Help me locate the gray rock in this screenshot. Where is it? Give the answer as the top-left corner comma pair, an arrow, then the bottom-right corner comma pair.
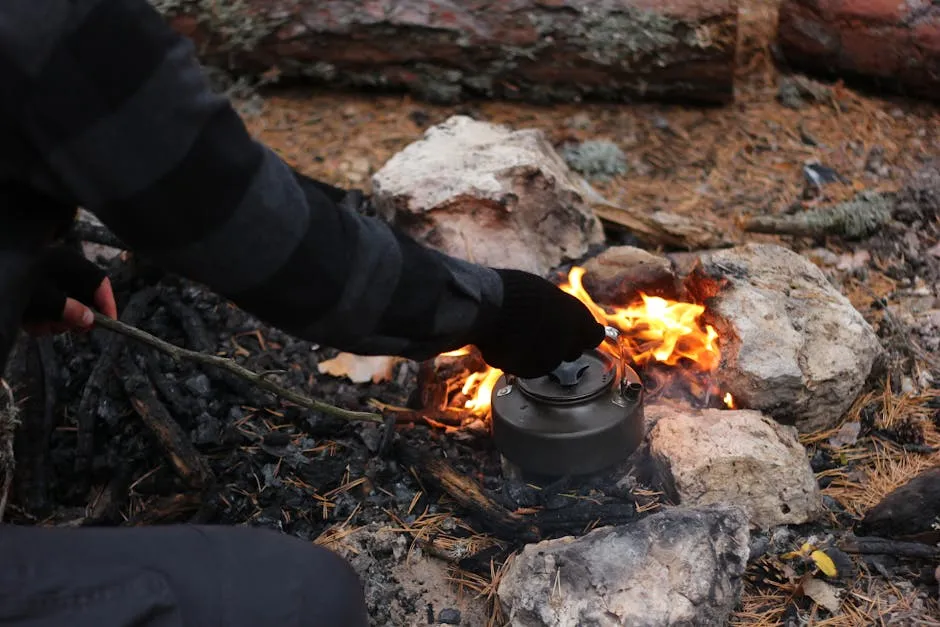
497,505 -> 749,627
327,523 -> 490,627
582,246 -> 680,304
371,115 -> 605,276
688,243 -> 884,433
647,405 -> 824,530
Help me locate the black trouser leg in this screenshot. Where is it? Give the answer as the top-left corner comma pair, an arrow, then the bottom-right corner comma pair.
0,523 -> 368,627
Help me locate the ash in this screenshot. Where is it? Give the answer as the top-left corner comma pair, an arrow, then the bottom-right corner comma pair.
2,252 -> 650,624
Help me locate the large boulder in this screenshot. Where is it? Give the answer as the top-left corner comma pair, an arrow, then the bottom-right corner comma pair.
648,405 -> 824,530
687,243 -> 884,433
777,0 -> 940,102
497,505 -> 749,627
370,115 -> 606,276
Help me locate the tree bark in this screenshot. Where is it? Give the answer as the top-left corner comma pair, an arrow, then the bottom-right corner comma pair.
777,0 -> 940,103
160,0 -> 739,105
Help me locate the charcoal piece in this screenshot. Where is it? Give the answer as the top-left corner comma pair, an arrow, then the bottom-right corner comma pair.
532,502 -> 638,536
191,413 -> 222,446
183,374 -> 211,397
504,479 -> 539,509
75,287 -> 159,481
120,353 -> 215,491
262,431 -> 292,447
359,424 -> 384,454
406,451 -> 538,542
161,297 -> 213,353
841,536 -> 940,561
144,354 -> 194,418
541,493 -> 575,511
810,449 -> 840,473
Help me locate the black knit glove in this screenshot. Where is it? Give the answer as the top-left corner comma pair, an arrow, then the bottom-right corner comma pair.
21,245 -> 108,329
471,269 -> 606,379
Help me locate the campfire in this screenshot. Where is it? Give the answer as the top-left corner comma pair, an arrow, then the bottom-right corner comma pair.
434,266 -> 734,424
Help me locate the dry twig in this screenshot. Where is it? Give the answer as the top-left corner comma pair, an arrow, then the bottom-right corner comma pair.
92,313 -> 383,424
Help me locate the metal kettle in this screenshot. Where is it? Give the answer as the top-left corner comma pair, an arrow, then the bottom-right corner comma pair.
490,326 -> 646,477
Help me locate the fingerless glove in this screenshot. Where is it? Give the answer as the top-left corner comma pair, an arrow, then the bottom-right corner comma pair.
21,245 -> 107,327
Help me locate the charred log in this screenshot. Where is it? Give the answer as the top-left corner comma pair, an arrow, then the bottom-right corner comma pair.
75,288 -> 160,483
120,353 -> 216,491
410,452 -> 539,542
840,536 -> 940,561
160,0 -> 739,105
8,336 -> 58,517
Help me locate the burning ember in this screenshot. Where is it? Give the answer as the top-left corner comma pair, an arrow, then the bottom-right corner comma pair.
438,266 -> 734,417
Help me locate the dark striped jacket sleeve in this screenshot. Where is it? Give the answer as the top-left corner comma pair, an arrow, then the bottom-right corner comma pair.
0,0 -> 503,360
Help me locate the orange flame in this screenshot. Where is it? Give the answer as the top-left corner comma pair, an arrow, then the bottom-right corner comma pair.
443,266 -> 728,417
559,267 -> 721,372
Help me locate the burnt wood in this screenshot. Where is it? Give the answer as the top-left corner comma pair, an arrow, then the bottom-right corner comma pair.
840,536 -> 940,561
9,335 -> 58,516
120,353 -> 215,491
75,287 -> 159,480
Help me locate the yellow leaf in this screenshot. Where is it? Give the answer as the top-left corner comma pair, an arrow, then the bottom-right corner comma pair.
810,550 -> 839,578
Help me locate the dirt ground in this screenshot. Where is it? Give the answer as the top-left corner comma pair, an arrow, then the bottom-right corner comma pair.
227,3 -> 940,625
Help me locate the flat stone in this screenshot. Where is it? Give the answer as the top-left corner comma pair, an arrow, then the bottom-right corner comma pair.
687,243 -> 884,433
371,115 -> 605,276
647,405 -> 824,530
497,505 -> 749,627
582,246 -> 680,304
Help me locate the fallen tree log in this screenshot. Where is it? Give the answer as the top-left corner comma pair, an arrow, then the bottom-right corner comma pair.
777,0 -> 940,102
159,0 -> 739,105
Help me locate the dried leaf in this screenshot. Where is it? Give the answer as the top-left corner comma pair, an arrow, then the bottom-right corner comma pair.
802,576 -> 842,613
810,549 -> 839,578
317,353 -> 399,384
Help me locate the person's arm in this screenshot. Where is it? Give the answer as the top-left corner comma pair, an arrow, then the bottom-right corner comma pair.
0,0 -> 502,361
0,0 -> 605,377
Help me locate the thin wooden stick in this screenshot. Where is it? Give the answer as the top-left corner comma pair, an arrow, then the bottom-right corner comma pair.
92,312 -> 384,424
